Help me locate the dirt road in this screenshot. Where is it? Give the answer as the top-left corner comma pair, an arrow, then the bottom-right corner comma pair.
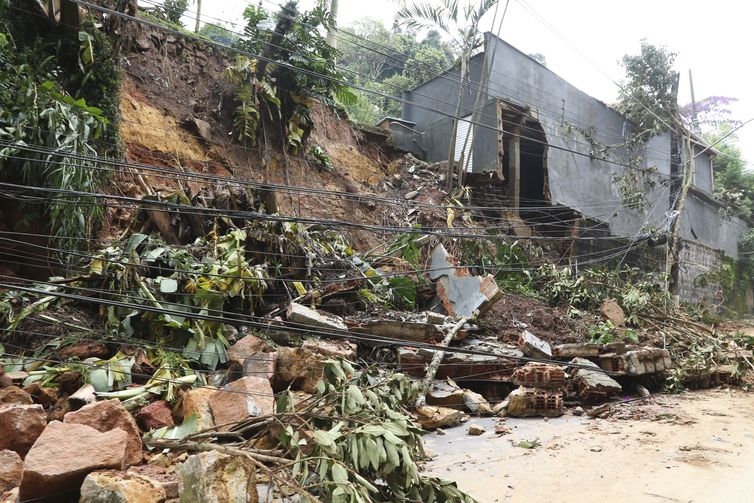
424,389 -> 754,503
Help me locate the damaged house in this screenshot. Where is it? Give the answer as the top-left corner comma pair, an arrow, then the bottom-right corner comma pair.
389,33 -> 751,307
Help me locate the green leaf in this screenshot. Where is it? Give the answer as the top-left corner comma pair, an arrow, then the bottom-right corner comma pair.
331,463 -> 349,484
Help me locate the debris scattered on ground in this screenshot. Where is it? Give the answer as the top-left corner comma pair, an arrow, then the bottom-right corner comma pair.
467,424 -> 486,436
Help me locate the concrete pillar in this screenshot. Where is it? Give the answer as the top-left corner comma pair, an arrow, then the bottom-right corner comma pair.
508,126 -> 521,211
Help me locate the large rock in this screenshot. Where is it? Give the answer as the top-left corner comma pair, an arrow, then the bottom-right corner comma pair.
178,451 -> 258,503
600,299 -> 626,327
301,338 -> 356,360
64,399 -> 143,467
227,334 -> 273,367
275,346 -> 323,394
462,389 -> 493,415
180,388 -> 217,432
426,381 -> 464,408
0,404 -> 46,457
209,377 -> 274,432
135,400 -> 175,431
79,469 -> 166,503
0,387 -> 32,406
0,450 -> 22,493
415,405 -> 464,430
19,421 -> 128,502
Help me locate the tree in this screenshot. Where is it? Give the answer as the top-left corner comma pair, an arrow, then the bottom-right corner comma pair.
403,45 -> 450,86
704,126 -> 754,220
198,22 -> 239,46
615,40 -> 678,139
396,0 -> 500,189
161,0 -> 189,26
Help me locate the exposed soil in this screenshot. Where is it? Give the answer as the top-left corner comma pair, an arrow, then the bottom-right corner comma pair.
424,388 -> 754,503
480,293 -> 593,345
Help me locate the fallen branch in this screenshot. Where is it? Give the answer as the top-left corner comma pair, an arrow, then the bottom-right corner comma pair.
415,316 -> 468,408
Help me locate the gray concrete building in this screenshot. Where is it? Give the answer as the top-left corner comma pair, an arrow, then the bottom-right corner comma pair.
392,33 -> 750,306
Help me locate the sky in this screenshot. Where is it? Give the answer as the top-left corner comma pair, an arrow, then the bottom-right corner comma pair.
162,0 -> 754,165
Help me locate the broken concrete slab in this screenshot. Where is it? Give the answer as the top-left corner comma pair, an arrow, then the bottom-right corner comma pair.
429,244 -> 503,319
0,450 -> 22,493
518,330 -> 552,359
397,347 -> 517,380
569,357 -> 622,402
415,405 -> 464,430
512,363 -> 566,389
178,451 -> 256,503
20,421 -> 128,502
598,347 -> 672,375
600,299 -> 626,327
0,404 -> 47,457
462,389 -> 493,415
551,343 -> 603,359
63,399 -> 143,467
286,302 -> 348,332
506,386 -> 563,418
426,381 -> 464,408
353,319 -> 445,343
209,376 -> 275,432
79,469 -> 166,503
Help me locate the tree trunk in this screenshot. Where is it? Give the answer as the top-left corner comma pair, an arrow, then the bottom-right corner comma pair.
667,131 -> 695,307
194,0 -> 202,33
415,317 -> 468,408
446,57 -> 468,192
326,0 -> 339,49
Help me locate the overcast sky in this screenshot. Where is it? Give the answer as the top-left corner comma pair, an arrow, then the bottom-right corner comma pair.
168,0 -> 754,165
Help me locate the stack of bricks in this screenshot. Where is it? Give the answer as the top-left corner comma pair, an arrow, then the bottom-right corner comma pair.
507,363 -> 565,417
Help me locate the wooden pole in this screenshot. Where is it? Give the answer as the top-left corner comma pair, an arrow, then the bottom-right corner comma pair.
415,317 -> 468,408
194,0 -> 202,33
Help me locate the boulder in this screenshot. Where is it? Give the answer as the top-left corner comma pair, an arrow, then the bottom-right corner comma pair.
236,351 -> 276,382
64,399 -> 143,467
415,405 -> 464,430
600,299 -> 626,327
209,377 -> 274,432
79,469 -> 166,503
0,450 -> 22,493
178,451 -> 258,503
226,334 -> 272,367
180,388 -> 217,432
0,404 -> 47,457
467,424 -> 485,436
127,464 -> 179,499
19,421 -> 128,502
275,346 -> 324,394
135,400 -> 175,431
0,387 -> 32,406
183,117 -> 212,142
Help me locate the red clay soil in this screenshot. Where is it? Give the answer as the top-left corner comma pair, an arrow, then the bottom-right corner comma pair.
479,293 -> 592,345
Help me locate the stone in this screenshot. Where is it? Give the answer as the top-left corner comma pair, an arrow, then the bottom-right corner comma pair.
286,302 -> 348,332
467,424 -> 485,436
492,400 -> 508,417
518,330 -> 552,359
0,372 -> 27,388
135,400 -> 175,431
177,451 -> 258,503
189,118 -> 212,141
426,381 -> 464,408
0,387 -> 32,406
239,351 -> 277,381
128,464 -> 179,499
22,383 -> 57,409
404,190 -> 419,200
511,363 -> 566,389
275,346 -> 324,394
0,404 -> 47,457
19,421 -> 128,502
572,406 -> 584,416
494,424 -> 512,435
47,396 -> 72,422
600,299 -> 626,327
506,386 -> 563,418
1,487 -> 18,503
134,36 -> 152,52
0,450 -> 22,493
301,338 -> 356,360
180,387 -> 218,432
209,377 -> 274,432
415,405 -> 464,430
462,389 -> 493,415
226,334 -> 272,367
79,469 -> 166,503
569,358 -> 622,402
64,399 -> 143,467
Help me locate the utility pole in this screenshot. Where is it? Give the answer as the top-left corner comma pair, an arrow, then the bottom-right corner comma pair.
688,69 -> 699,133
326,0 -> 339,49
194,0 -> 202,33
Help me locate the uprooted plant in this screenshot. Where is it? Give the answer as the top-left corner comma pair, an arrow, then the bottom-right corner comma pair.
147,359 -> 476,502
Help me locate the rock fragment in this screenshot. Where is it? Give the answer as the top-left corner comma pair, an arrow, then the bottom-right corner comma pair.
19,421 -> 128,502
135,400 -> 175,430
0,450 -> 22,493
518,330 -> 552,359
0,387 -> 32,406
600,299 -> 625,326
79,469 -> 166,503
286,302 -> 348,331
180,387 -> 218,432
467,424 -> 485,436
209,376 -> 274,432
177,451 -> 257,503
0,404 -> 46,457
415,405 -> 464,430
64,399 -> 143,467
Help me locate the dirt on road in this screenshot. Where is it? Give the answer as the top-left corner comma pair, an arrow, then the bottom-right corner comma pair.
423,388 -> 754,503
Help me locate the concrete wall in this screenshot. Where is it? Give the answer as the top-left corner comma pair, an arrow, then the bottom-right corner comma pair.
400,33 -> 750,304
